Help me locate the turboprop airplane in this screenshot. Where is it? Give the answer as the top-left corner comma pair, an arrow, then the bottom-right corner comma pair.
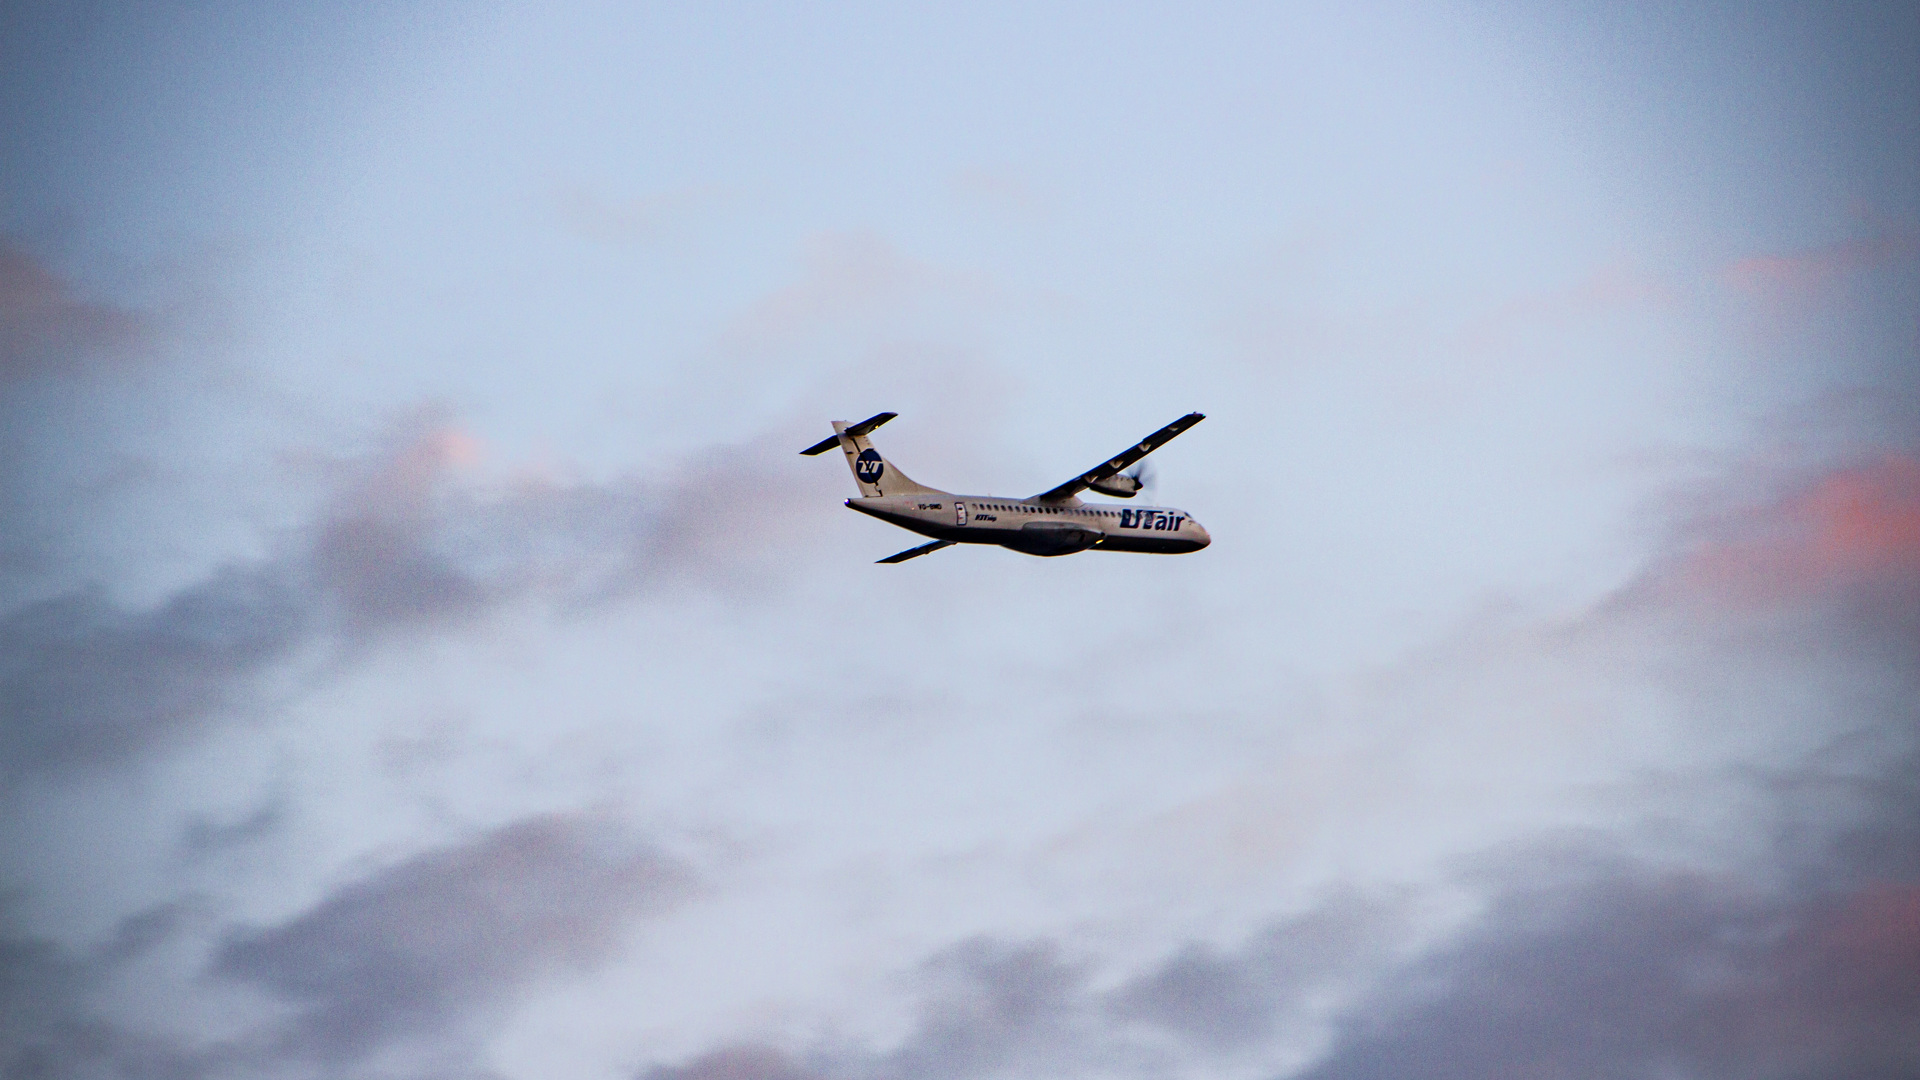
801,412 -> 1209,563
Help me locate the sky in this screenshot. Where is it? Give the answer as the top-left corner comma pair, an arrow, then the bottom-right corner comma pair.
1,2 -> 1917,1078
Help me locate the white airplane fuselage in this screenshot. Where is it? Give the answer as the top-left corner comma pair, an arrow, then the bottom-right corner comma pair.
802,410 -> 1210,562
846,494 -> 1209,556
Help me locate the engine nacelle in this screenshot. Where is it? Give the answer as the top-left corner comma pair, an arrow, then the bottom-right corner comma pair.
1086,473 -> 1142,498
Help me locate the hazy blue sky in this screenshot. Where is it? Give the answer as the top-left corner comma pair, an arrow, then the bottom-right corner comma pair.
3,4 -> 1916,1078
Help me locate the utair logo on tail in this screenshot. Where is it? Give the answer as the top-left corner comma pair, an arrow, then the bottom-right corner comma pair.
800,411 -> 1210,563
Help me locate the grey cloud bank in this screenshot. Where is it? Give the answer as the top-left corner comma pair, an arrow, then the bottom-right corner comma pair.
1,565 -> 303,782
214,813 -> 697,1066
1,906 -> 192,1080
3,814 -> 695,1078
0,239 -> 147,382
0,413 -> 820,786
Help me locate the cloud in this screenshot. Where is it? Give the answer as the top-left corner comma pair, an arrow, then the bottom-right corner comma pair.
0,238 -> 149,381
1455,260 -> 1669,356
639,896 -> 1405,1080
1289,454 -> 1920,1079
3,816 -> 693,1078
637,939 -> 1096,1080
213,813 -> 697,1066
304,413 -> 826,623
0,567 -> 310,783
1655,454 -> 1920,604
0,902 -> 205,1079
882,939 -> 1090,1080
307,422 -> 507,637
1109,892 -> 1404,1053
181,784 -> 291,858
0,412 -> 821,785
643,1045 -> 822,1080
1722,228 -> 1920,298
1297,843 -> 1920,1080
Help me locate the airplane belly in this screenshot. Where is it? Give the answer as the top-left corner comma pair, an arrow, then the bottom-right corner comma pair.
1003,521 -> 1102,556
1094,534 -> 1207,554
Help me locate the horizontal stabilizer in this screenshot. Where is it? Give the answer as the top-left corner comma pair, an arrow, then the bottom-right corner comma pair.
877,539 -> 954,564
800,411 -> 897,455
845,411 -> 897,438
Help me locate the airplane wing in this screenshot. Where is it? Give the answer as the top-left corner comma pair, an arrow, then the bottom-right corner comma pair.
1034,412 -> 1205,501
877,539 -> 954,564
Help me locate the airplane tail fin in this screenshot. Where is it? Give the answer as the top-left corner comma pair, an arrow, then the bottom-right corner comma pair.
799,412 -> 942,498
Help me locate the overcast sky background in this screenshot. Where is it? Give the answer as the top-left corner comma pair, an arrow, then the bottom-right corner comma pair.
2,3 -> 1917,1078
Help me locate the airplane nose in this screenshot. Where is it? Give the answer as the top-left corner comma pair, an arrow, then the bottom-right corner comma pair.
1190,521 -> 1211,548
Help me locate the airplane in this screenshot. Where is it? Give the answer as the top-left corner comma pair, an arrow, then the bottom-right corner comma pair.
801,411 -> 1210,563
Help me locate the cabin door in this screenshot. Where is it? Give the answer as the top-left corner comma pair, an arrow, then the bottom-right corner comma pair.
955,501 -> 967,526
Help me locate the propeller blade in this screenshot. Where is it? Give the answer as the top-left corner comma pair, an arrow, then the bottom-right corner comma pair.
1128,459 -> 1157,498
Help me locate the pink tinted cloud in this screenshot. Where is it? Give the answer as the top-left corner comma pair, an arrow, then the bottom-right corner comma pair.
0,239 -> 147,378
1726,883 -> 1920,1057
1817,884 -> 1920,981
1668,455 -> 1920,604
1721,230 -> 1919,298
1456,260 -> 1667,356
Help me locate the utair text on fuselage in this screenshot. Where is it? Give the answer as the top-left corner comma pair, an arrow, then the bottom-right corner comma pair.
800,411 -> 1210,563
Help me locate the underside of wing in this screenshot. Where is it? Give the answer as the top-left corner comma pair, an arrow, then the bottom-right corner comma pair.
1035,412 -> 1205,501
877,539 -> 955,564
